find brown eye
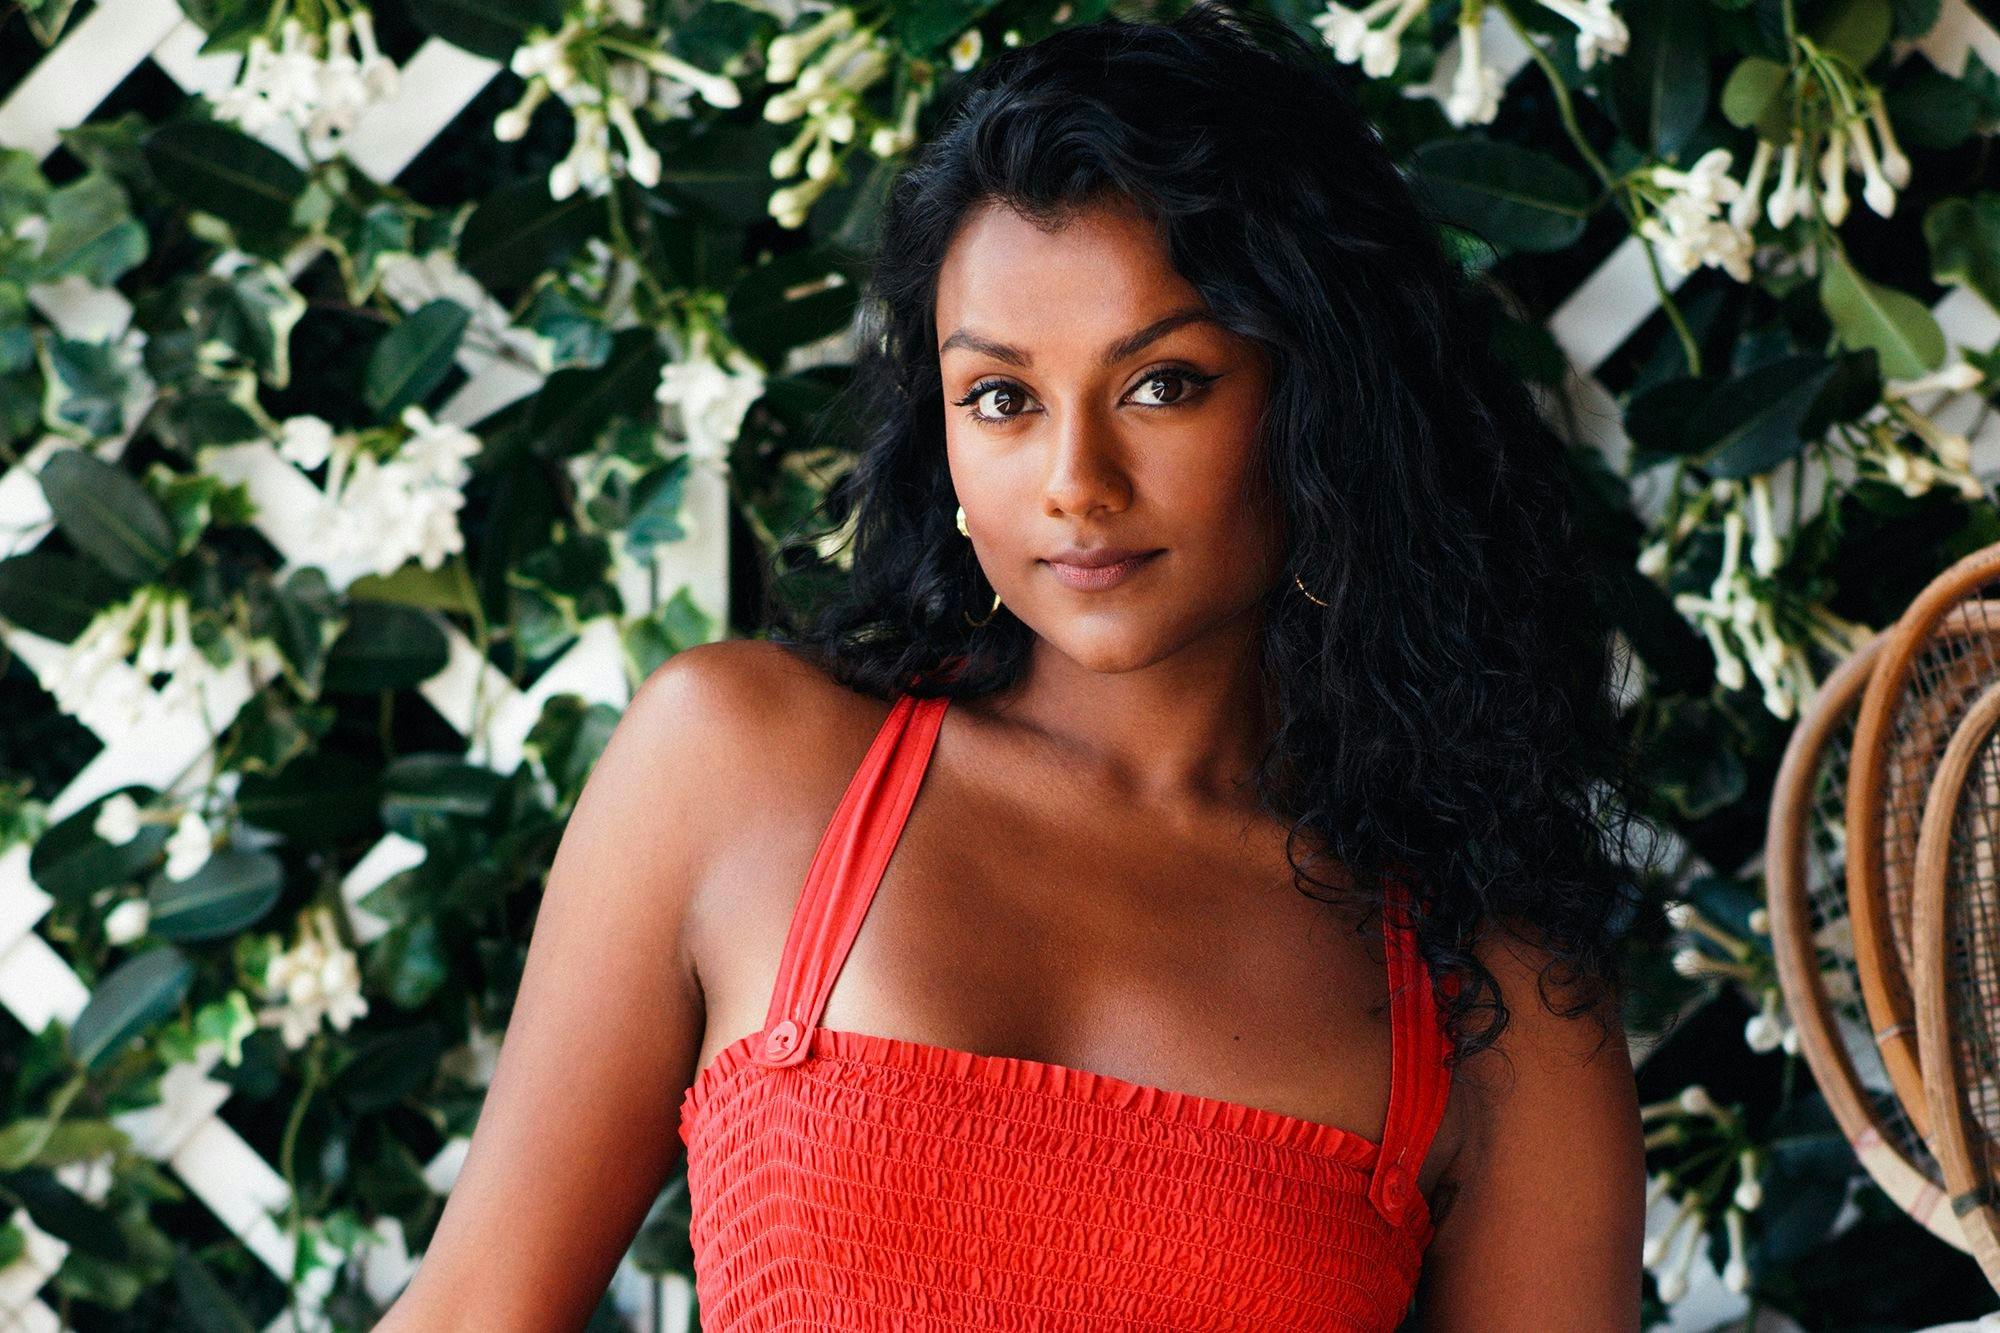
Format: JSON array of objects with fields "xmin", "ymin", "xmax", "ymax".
[
  {"xmin": 953, "ymin": 379, "xmax": 1032, "ymax": 424},
  {"xmin": 1130, "ymin": 369, "xmax": 1220, "ymax": 409}
]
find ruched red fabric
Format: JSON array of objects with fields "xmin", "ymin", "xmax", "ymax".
[{"xmin": 677, "ymin": 690, "xmax": 1456, "ymax": 1330}]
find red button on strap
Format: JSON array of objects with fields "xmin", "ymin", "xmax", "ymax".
[{"xmin": 759, "ymin": 1018, "xmax": 809, "ymax": 1067}]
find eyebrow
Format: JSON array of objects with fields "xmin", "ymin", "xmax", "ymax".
[{"xmin": 937, "ymin": 307, "xmax": 1219, "ymax": 369}]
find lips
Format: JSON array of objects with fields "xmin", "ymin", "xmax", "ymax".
[{"xmin": 1040, "ymin": 549, "xmax": 1163, "ymax": 591}]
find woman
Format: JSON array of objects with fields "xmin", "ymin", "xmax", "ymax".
[{"xmin": 382, "ymin": 6, "xmax": 1648, "ymax": 1330}]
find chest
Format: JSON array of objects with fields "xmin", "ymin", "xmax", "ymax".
[{"xmin": 686, "ymin": 748, "xmax": 1415, "ymax": 1161}]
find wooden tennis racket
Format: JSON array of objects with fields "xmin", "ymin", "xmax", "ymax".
[
  {"xmin": 1847, "ymin": 541, "xmax": 2000, "ymax": 1145},
  {"xmin": 1768, "ymin": 630, "xmax": 1969, "ymax": 1249},
  {"xmin": 1911, "ymin": 674, "xmax": 2000, "ymax": 1289}
]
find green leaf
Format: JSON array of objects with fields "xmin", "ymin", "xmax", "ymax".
[
  {"xmin": 38, "ymin": 336, "xmax": 145, "ymax": 439},
  {"xmin": 71, "ymin": 946, "xmax": 194, "ymax": 1070},
  {"xmin": 146, "ymin": 849, "xmax": 284, "ymax": 942},
  {"xmin": 406, "ymin": 0, "xmax": 564, "ymax": 60},
  {"xmin": 1687, "ymin": 355, "xmax": 1841, "ymax": 479},
  {"xmin": 1820, "ymin": 250, "xmax": 1946, "ymax": 379},
  {"xmin": 1608, "ymin": 0, "xmax": 1709, "ymax": 158},
  {"xmin": 28, "ymin": 795, "xmax": 170, "ymax": 912},
  {"xmin": 726, "ymin": 247, "xmax": 859, "ymax": 367},
  {"xmin": 246, "ymin": 566, "xmax": 339, "ymax": 698},
  {"xmin": 0, "ymin": 1117, "xmax": 127, "ymax": 1170},
  {"xmin": 0, "ymin": 549, "xmax": 128, "ymax": 640},
  {"xmin": 367, "ymin": 918, "xmax": 448, "ymax": 1009},
  {"xmin": 1892, "ymin": 0, "xmax": 1944, "ymax": 38},
  {"xmin": 332, "ymin": 1024, "xmax": 446, "ymax": 1113},
  {"xmin": 0, "ymin": 149, "xmax": 51, "ymax": 232},
  {"xmin": 236, "ymin": 750, "xmax": 380, "ymax": 845},
  {"xmin": 37, "ymin": 448, "xmax": 176, "ymax": 585},
  {"xmin": 1885, "ymin": 66, "xmax": 1981, "ymax": 150},
  {"xmin": 1810, "ymin": 0, "xmax": 1894, "ymax": 67},
  {"xmin": 888, "ymin": 0, "xmax": 996, "ymax": 55},
  {"xmin": 179, "ymin": 260, "xmax": 308, "ymax": 388},
  {"xmin": 380, "ymin": 754, "xmax": 507, "ymax": 837},
  {"xmin": 168, "ymin": 1245, "xmax": 259, "ymax": 1333},
  {"xmin": 142, "ymin": 120, "xmax": 307, "ymax": 237},
  {"xmin": 626, "ymin": 457, "xmax": 690, "ymax": 548},
  {"xmin": 34, "ymin": 173, "xmax": 147, "ymax": 285},
  {"xmin": 365, "ymin": 298, "xmax": 470, "ymax": 418},
  {"xmin": 655, "ymin": 121, "xmax": 785, "ymax": 227},
  {"xmin": 348, "ymin": 561, "xmax": 481, "ymax": 614},
  {"xmin": 1720, "ymin": 58, "xmax": 1791, "ymax": 142},
  {"xmin": 528, "ymin": 327, "xmax": 664, "ymax": 458},
  {"xmin": 1404, "ymin": 137, "xmax": 1591, "ymax": 253},
  {"xmin": 1925, "ymin": 192, "xmax": 2000, "ymax": 318},
  {"xmin": 322, "ymin": 601, "xmax": 449, "ymax": 692},
  {"xmin": 458, "ymin": 178, "xmax": 603, "ymax": 299}
]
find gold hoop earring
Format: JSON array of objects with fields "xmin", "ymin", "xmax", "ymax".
[
  {"xmin": 956, "ymin": 502, "xmax": 1002, "ymax": 626},
  {"xmin": 1293, "ymin": 572, "xmax": 1329, "ymax": 607}
]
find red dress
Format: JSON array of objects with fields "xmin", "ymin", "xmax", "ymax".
[{"xmin": 677, "ymin": 690, "xmax": 1455, "ymax": 1330}]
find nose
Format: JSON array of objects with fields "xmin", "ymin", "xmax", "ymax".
[{"xmin": 1039, "ymin": 405, "xmax": 1132, "ymax": 521}]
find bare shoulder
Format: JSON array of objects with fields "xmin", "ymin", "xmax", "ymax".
[
  {"xmin": 1413, "ymin": 917, "xmax": 1645, "ymax": 1331},
  {"xmin": 630, "ymin": 638, "xmax": 887, "ymax": 940},
  {"xmin": 628, "ymin": 638, "xmax": 860, "ymax": 824}
]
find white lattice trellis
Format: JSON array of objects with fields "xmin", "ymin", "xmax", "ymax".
[{"xmin": 2, "ymin": 1, "xmax": 1999, "ymax": 1330}]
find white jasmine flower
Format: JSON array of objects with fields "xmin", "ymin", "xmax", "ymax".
[
  {"xmin": 1847, "ymin": 110, "xmax": 1897, "ymax": 217},
  {"xmin": 550, "ymin": 103, "xmax": 616, "ymax": 200},
  {"xmin": 1655, "ymin": 1211, "xmax": 1702, "ymax": 1303},
  {"xmin": 1818, "ymin": 124, "xmax": 1850, "ymax": 225},
  {"xmin": 1721, "ymin": 1206, "xmax": 1750, "ymax": 1292},
  {"xmin": 1744, "ymin": 988, "xmax": 1784, "ymax": 1052},
  {"xmin": 278, "ymin": 415, "xmax": 336, "ymax": 470},
  {"xmin": 1313, "ymin": 0, "xmax": 1422, "ymax": 77},
  {"xmin": 398, "ymin": 407, "xmax": 483, "ymax": 490},
  {"xmin": 212, "ymin": 12, "xmax": 401, "ymax": 156},
  {"xmin": 1444, "ymin": 12, "xmax": 1504, "ymax": 126},
  {"xmin": 949, "ymin": 27, "xmax": 983, "ymax": 71},
  {"xmin": 94, "ymin": 793, "xmax": 143, "ymax": 844},
  {"xmin": 163, "ymin": 809, "xmax": 213, "ymax": 882},
  {"xmin": 1643, "ymin": 1190, "xmax": 1699, "ymax": 1270},
  {"xmin": 1678, "ymin": 1084, "xmax": 1717, "ymax": 1117},
  {"xmin": 656, "ymin": 328, "xmax": 767, "ymax": 462},
  {"xmin": 104, "ymin": 898, "xmax": 150, "ymax": 945},
  {"xmin": 494, "ymin": 81, "xmax": 549, "ymax": 141},
  {"xmin": 1866, "ymin": 87, "xmax": 1910, "ymax": 188},
  {"xmin": 46, "ymin": 595, "xmax": 151, "ymax": 732},
  {"xmin": 1767, "ymin": 135, "xmax": 1801, "ymax": 228},
  {"xmin": 1734, "ymin": 1148, "xmax": 1763, "ymax": 1209},
  {"xmin": 766, "ymin": 8, "xmax": 855, "ymax": 84},
  {"xmin": 1885, "ymin": 358, "xmax": 1985, "ymax": 399},
  {"xmin": 1538, "ymin": 0, "xmax": 1628, "ymax": 69},
  {"xmin": 1748, "ymin": 475, "xmax": 1780, "ymax": 575},
  {"xmin": 511, "ymin": 20, "xmax": 584, "ymax": 98},
  {"xmin": 1727, "ymin": 137, "xmax": 1774, "ymax": 233},
  {"xmin": 351, "ymin": 9, "xmax": 399, "ymax": 100},
  {"xmin": 258, "ymin": 907, "xmax": 369, "ymax": 1050},
  {"xmin": 605, "ymin": 97, "xmax": 662, "ymax": 187}
]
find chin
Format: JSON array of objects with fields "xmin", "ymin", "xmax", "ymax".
[{"xmin": 1044, "ymin": 628, "xmax": 1174, "ymax": 675}]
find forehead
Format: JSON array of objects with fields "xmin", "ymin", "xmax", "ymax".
[{"xmin": 934, "ymin": 198, "xmax": 1204, "ymax": 338}]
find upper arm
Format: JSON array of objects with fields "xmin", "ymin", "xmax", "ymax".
[
  {"xmin": 375, "ymin": 639, "xmax": 785, "ymax": 1332},
  {"xmin": 1410, "ymin": 925, "xmax": 1646, "ymax": 1333}
]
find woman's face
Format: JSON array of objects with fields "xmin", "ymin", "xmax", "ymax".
[{"xmin": 935, "ymin": 195, "xmax": 1283, "ymax": 675}]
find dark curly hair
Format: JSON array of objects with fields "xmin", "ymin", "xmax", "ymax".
[{"xmin": 762, "ymin": 2, "xmax": 1652, "ymax": 1072}]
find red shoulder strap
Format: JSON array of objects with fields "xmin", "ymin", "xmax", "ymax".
[
  {"xmin": 1368, "ymin": 874, "xmax": 1457, "ymax": 1226},
  {"xmin": 753, "ymin": 693, "xmax": 949, "ymax": 1068}
]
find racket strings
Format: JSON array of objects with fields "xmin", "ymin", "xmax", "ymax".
[
  {"xmin": 1885, "ymin": 611, "xmax": 2000, "ymax": 979},
  {"xmin": 1809, "ymin": 714, "xmax": 1938, "ymax": 1175},
  {"xmin": 1944, "ymin": 732, "xmax": 2000, "ymax": 1189}
]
